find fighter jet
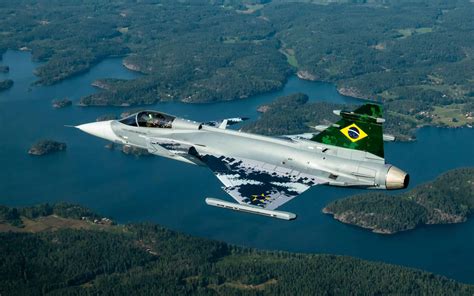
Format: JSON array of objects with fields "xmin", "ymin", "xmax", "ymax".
[{"xmin": 76, "ymin": 103, "xmax": 409, "ymax": 220}]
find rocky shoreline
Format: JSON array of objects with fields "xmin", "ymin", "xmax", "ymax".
[
  {"xmin": 296, "ymin": 70, "xmax": 317, "ymax": 81},
  {"xmin": 322, "ymin": 207, "xmax": 396, "ymax": 234},
  {"xmin": 91, "ymin": 79, "xmax": 113, "ymax": 90},
  {"xmin": 323, "ymin": 205, "xmax": 467, "ymax": 234},
  {"xmin": 122, "ymin": 59, "xmax": 141, "ymax": 72},
  {"xmin": 336, "ymin": 86, "xmax": 368, "ymax": 99},
  {"xmin": 52, "ymin": 98, "xmax": 72, "ymax": 108},
  {"xmin": 257, "ymin": 105, "xmax": 270, "ymax": 113}
]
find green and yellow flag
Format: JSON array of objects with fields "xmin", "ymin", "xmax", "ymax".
[{"xmin": 311, "ymin": 104, "xmax": 385, "ymax": 158}]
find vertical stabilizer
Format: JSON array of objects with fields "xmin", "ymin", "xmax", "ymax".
[{"xmin": 311, "ymin": 104, "xmax": 385, "ymax": 158}]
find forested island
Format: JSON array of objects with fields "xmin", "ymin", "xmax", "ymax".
[
  {"xmin": 324, "ymin": 168, "xmax": 474, "ymax": 234},
  {"xmin": 242, "ymin": 93, "xmax": 417, "ymax": 140},
  {"xmin": 28, "ymin": 140, "xmax": 66, "ymax": 156},
  {"xmin": 0, "ymin": 79, "xmax": 13, "ymax": 92},
  {"xmin": 0, "ymin": 0, "xmax": 472, "ymax": 129},
  {"xmin": 1, "ymin": 202, "xmax": 474, "ymax": 295}
]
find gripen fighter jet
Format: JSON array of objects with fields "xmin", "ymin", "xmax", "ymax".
[{"xmin": 76, "ymin": 103, "xmax": 409, "ymax": 220}]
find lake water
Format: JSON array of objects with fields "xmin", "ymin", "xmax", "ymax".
[{"xmin": 1, "ymin": 50, "xmax": 473, "ymax": 283}]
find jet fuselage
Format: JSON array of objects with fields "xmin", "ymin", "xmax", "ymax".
[{"xmin": 77, "ymin": 116, "xmax": 408, "ymax": 191}]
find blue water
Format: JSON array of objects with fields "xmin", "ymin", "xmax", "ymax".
[{"xmin": 1, "ymin": 50, "xmax": 473, "ymax": 283}]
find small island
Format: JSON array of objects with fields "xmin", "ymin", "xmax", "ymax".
[
  {"xmin": 28, "ymin": 140, "xmax": 67, "ymax": 156},
  {"xmin": 0, "ymin": 65, "xmax": 9, "ymax": 73},
  {"xmin": 323, "ymin": 168, "xmax": 474, "ymax": 234},
  {"xmin": 0, "ymin": 79, "xmax": 13, "ymax": 92},
  {"xmin": 51, "ymin": 98, "xmax": 72, "ymax": 108}
]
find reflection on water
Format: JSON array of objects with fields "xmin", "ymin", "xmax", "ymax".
[{"xmin": 1, "ymin": 50, "xmax": 474, "ymax": 283}]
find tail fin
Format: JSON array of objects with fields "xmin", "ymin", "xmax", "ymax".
[{"xmin": 311, "ymin": 103, "xmax": 385, "ymax": 158}]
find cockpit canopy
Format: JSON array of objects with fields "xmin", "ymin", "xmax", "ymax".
[{"xmin": 119, "ymin": 111, "xmax": 175, "ymax": 128}]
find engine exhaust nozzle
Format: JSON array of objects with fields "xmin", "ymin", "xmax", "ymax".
[{"xmin": 386, "ymin": 166, "xmax": 409, "ymax": 190}]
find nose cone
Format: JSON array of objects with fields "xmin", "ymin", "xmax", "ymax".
[
  {"xmin": 385, "ymin": 166, "xmax": 409, "ymax": 190},
  {"xmin": 76, "ymin": 120, "xmax": 119, "ymax": 142}
]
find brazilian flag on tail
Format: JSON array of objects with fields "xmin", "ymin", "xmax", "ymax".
[{"xmin": 311, "ymin": 103, "xmax": 385, "ymax": 158}]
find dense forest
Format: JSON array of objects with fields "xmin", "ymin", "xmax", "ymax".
[
  {"xmin": 242, "ymin": 93, "xmax": 418, "ymax": 140},
  {"xmin": 266, "ymin": 1, "xmax": 474, "ymax": 100},
  {"xmin": 265, "ymin": 0, "xmax": 474, "ymax": 127},
  {"xmin": 0, "ymin": 0, "xmax": 472, "ymax": 128},
  {"xmin": 324, "ymin": 168, "xmax": 474, "ymax": 234},
  {"xmin": 1, "ymin": 203, "xmax": 474, "ymax": 295}
]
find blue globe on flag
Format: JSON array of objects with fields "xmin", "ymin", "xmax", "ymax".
[{"xmin": 348, "ymin": 126, "xmax": 360, "ymax": 139}]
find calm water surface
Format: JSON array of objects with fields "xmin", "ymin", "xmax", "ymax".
[{"xmin": 1, "ymin": 51, "xmax": 473, "ymax": 283}]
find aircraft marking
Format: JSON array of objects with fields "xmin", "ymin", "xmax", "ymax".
[{"xmin": 340, "ymin": 123, "xmax": 368, "ymax": 142}]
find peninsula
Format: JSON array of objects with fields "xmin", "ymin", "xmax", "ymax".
[
  {"xmin": 323, "ymin": 168, "xmax": 474, "ymax": 234},
  {"xmin": 1, "ymin": 202, "xmax": 473, "ymax": 295}
]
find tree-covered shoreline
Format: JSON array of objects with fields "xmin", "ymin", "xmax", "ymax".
[
  {"xmin": 1, "ymin": 202, "xmax": 474, "ymax": 295},
  {"xmin": 324, "ymin": 168, "xmax": 474, "ymax": 234}
]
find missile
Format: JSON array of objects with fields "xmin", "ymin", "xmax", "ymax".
[{"xmin": 205, "ymin": 198, "xmax": 296, "ymax": 220}]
